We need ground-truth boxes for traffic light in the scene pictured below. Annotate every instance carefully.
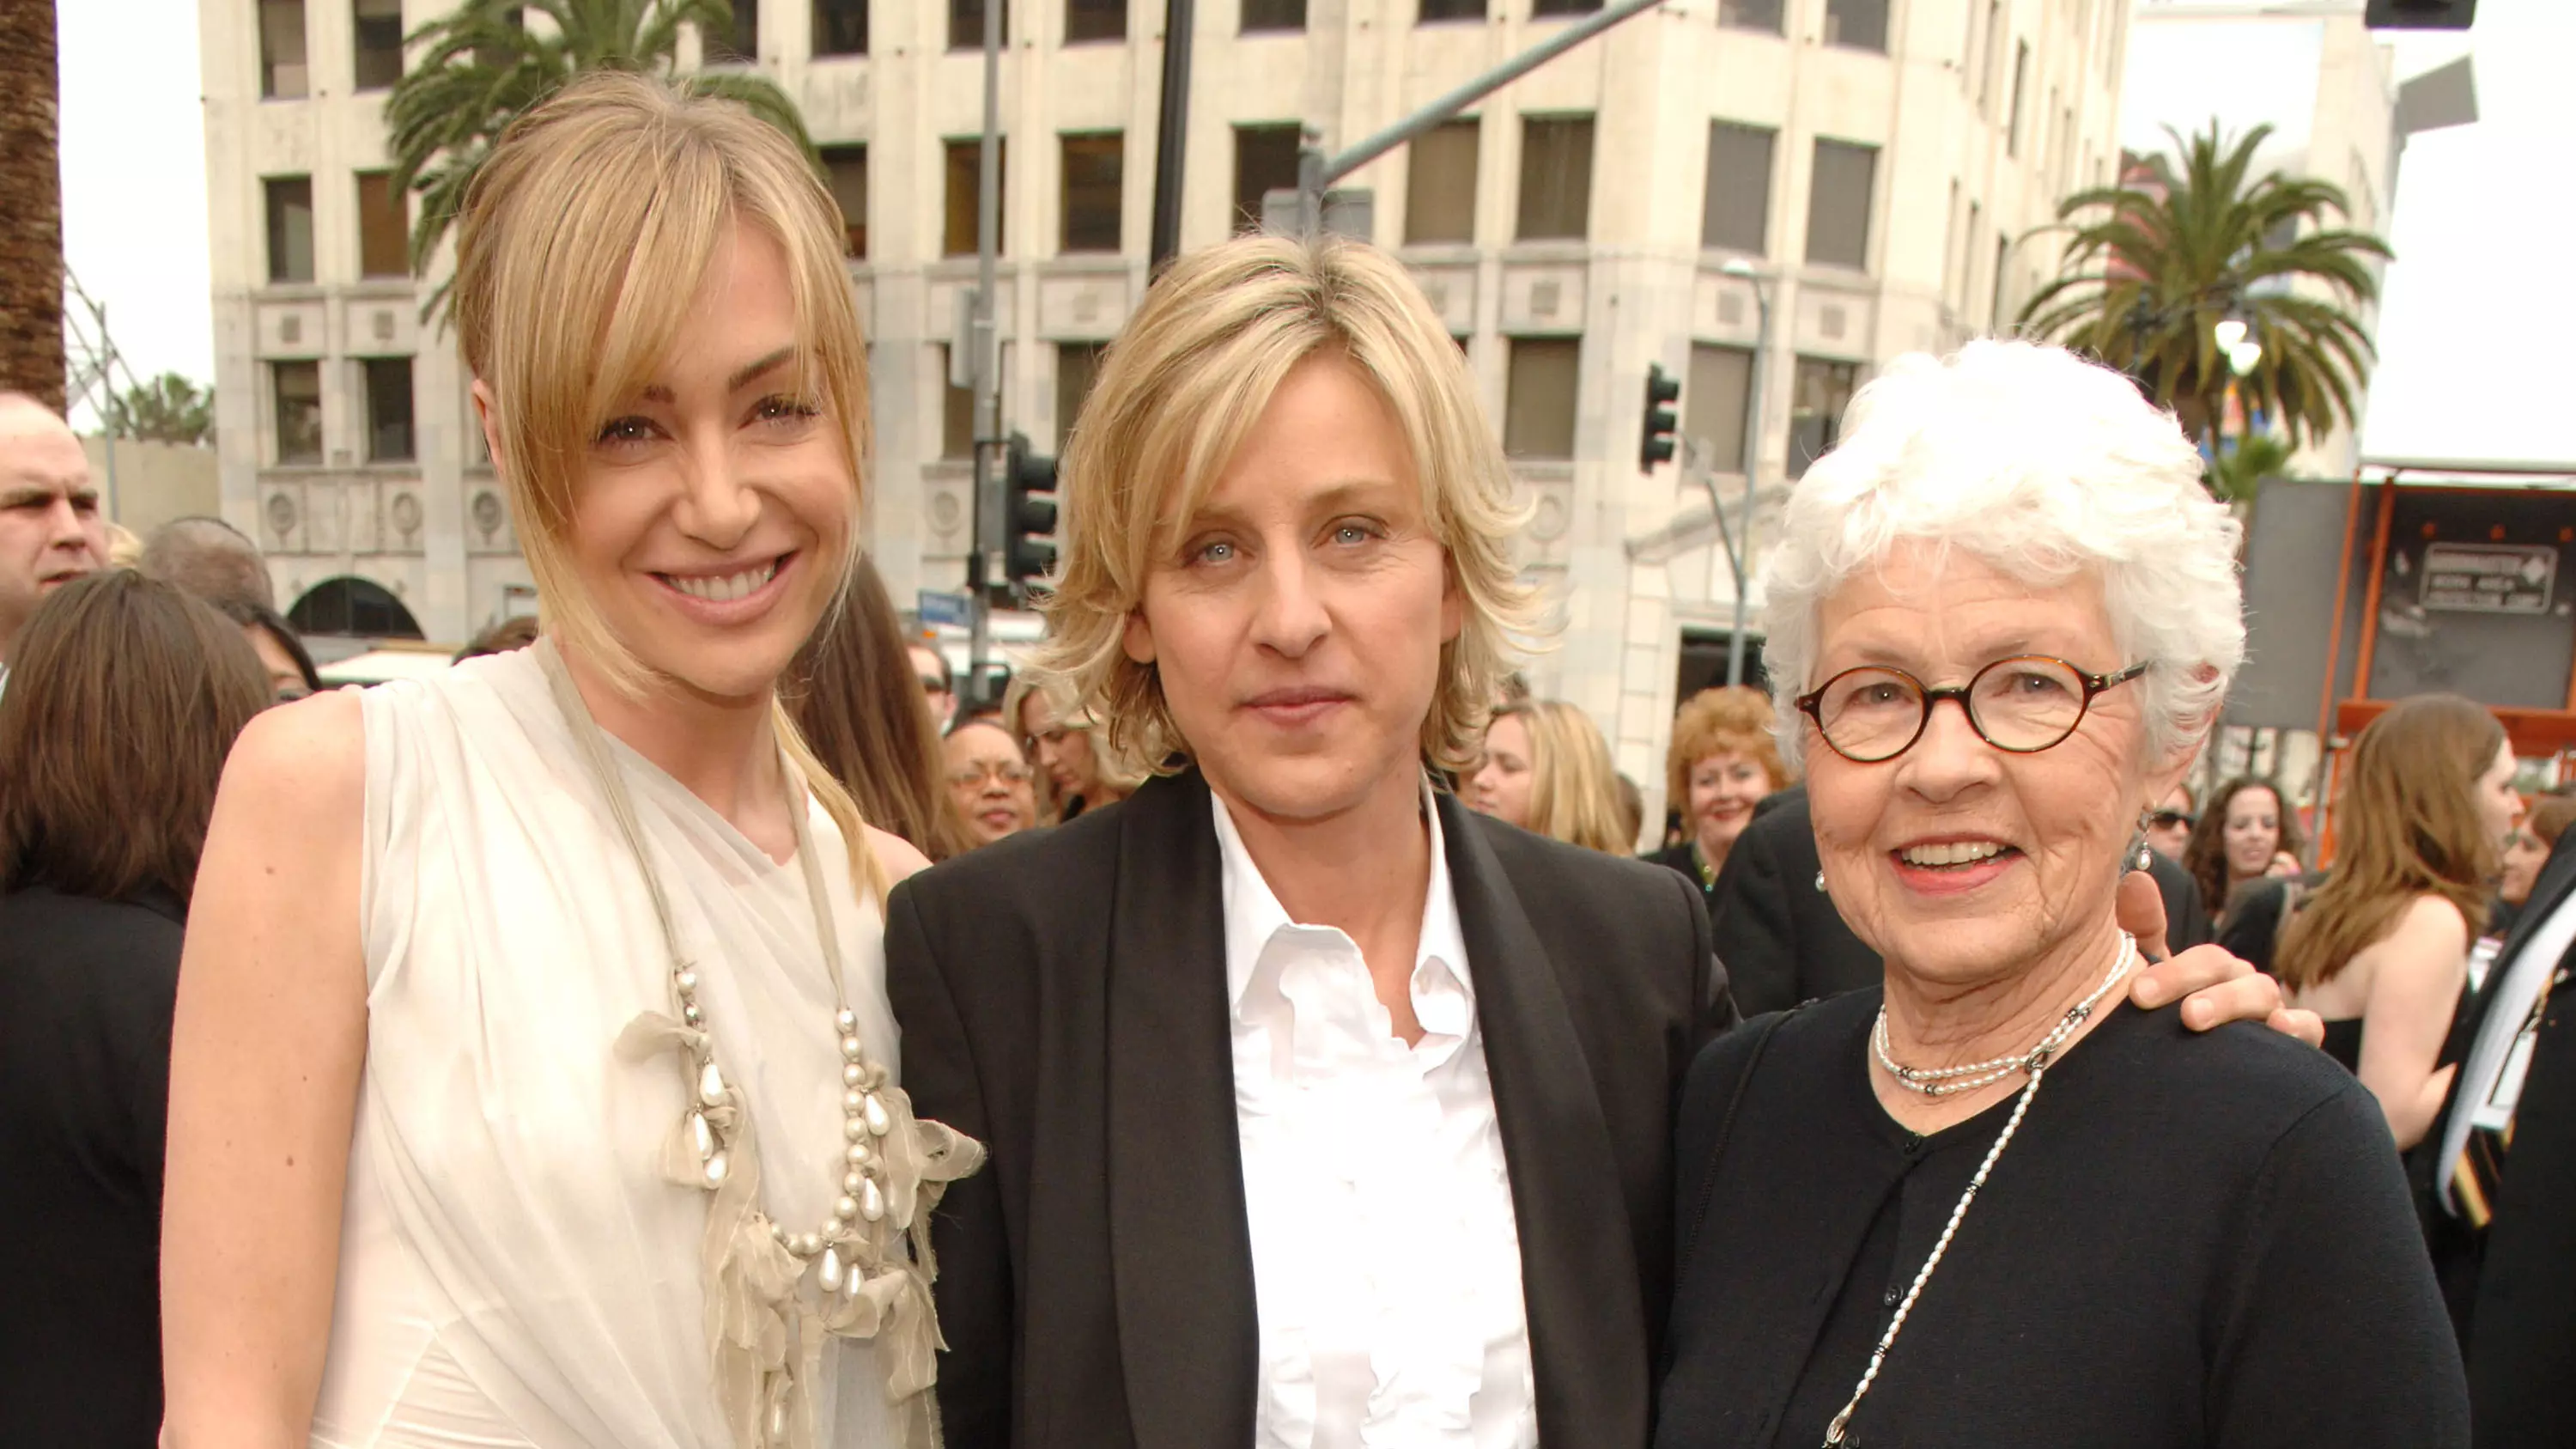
[1001,430,1059,591]
[1639,363,1681,474]
[2364,0,2473,29]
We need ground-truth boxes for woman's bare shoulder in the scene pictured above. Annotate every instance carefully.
[865,825,933,886]
[222,688,368,812]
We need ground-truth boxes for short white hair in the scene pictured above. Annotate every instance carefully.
[1761,339,2244,770]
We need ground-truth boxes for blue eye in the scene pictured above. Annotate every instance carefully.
[595,416,654,446]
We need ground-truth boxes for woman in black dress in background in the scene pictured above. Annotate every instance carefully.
[1656,342,2464,1449]
[0,573,271,1445]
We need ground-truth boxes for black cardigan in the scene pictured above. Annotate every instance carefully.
[1657,989,2467,1449]
[0,884,186,1448]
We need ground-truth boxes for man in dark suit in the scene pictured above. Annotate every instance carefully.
[2425,821,2576,1444]
[1711,784,2215,1017]
[885,236,2304,1449]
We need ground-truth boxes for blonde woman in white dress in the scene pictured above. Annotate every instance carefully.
[161,74,978,1449]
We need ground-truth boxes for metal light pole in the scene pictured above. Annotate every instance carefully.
[1720,259,1771,688]
[966,0,1006,690]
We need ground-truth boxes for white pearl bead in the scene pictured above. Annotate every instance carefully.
[844,1171,864,1195]
[844,1089,865,1114]
[819,1246,846,1292]
[840,1035,864,1061]
[863,1094,891,1137]
[835,1008,857,1032]
[835,1195,860,1221]
[846,1142,872,1166]
[702,1150,729,1187]
[690,1111,714,1160]
[676,969,698,995]
[842,1063,863,1087]
[697,1062,725,1107]
[860,1178,885,1222]
[794,1233,820,1257]
[844,1118,866,1142]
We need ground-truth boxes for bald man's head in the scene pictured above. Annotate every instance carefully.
[143,514,275,614]
[0,395,106,659]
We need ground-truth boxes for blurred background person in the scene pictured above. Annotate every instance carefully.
[2490,792,2574,937]
[787,554,973,861]
[911,639,957,732]
[2275,696,2519,1148]
[942,719,1040,849]
[2147,781,2196,861]
[0,571,271,1446]
[2186,774,2306,931]
[0,393,108,671]
[141,514,274,613]
[1614,773,1646,855]
[1467,697,1632,853]
[1003,670,1060,822]
[104,521,143,569]
[453,613,540,661]
[1018,674,1134,822]
[1647,685,1790,906]
[220,600,321,703]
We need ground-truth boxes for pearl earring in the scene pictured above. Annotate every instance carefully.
[2136,843,2154,871]
[1815,870,1828,894]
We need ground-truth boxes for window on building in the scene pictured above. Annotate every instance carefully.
[259,0,309,99]
[1532,0,1601,15]
[821,144,868,257]
[1990,234,2008,327]
[265,176,315,283]
[1789,356,1857,478]
[1233,124,1303,234]
[1823,0,1886,52]
[1404,119,1479,245]
[1516,115,1594,241]
[362,357,416,462]
[1965,199,1983,315]
[2007,41,2028,155]
[1060,133,1123,253]
[356,171,409,278]
[1418,0,1484,23]
[273,360,323,466]
[1941,180,1960,310]
[1700,121,1773,254]
[352,0,404,89]
[1056,341,1106,450]
[814,0,868,55]
[1241,0,1304,30]
[1686,344,1754,471]
[1503,338,1580,460]
[1716,0,1781,33]
[1804,139,1875,271]
[1066,0,1124,41]
[1979,1,2001,108]
[951,0,1005,49]
[944,138,1007,256]
[707,0,757,61]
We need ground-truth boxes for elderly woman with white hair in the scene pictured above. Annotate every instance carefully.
[1653,342,2466,1448]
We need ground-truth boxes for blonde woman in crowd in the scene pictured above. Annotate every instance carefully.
[1467,696,1635,853]
[1647,685,1791,907]
[161,74,976,1449]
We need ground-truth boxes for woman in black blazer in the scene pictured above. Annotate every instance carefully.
[0,571,271,1446]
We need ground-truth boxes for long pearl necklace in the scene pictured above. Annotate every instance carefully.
[1822,934,2136,1448]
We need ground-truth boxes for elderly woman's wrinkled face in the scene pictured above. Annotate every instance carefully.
[1803,544,2186,987]
[2221,786,2283,884]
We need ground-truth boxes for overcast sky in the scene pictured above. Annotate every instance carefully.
[54,0,2576,465]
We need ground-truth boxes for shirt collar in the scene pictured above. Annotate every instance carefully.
[1212,778,1473,1021]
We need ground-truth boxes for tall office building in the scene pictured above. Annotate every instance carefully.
[200,0,2119,821]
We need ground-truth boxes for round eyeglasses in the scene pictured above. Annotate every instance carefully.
[1795,656,2150,764]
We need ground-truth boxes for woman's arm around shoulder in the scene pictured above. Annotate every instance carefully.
[2356,893,2472,1150]
[162,691,371,1449]
[2206,1077,2470,1448]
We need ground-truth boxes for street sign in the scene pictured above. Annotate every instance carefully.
[2420,543,2556,615]
[917,590,975,629]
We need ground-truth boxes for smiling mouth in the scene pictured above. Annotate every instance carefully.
[657,555,785,603]
[1896,840,2016,869]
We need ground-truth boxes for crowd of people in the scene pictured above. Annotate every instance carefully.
[3,69,2574,1449]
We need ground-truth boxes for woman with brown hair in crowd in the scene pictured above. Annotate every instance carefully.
[2183,774,2306,927]
[0,571,272,1446]
[1466,696,1634,853]
[787,552,974,861]
[2276,695,2523,1148]
[1646,685,1791,907]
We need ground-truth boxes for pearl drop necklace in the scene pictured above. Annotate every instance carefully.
[1822,934,2136,1448]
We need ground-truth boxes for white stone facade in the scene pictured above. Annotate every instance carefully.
[199,0,2119,830]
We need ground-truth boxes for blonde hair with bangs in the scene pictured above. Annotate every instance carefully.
[1492,698,1631,855]
[1036,234,1538,779]
[452,71,886,895]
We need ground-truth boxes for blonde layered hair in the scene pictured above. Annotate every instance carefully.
[451,71,886,893]
[1492,698,1631,855]
[1034,234,1539,779]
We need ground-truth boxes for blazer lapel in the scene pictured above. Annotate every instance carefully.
[1441,795,1651,1444]
[1103,769,1260,1449]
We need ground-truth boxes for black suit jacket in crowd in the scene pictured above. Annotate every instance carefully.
[2426,825,2576,1445]
[884,768,1735,1449]
[1707,785,2215,1018]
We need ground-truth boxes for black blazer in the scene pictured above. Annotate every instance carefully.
[0,884,186,1448]
[885,768,1733,1449]
[2425,828,2576,1444]
[1710,786,2214,1018]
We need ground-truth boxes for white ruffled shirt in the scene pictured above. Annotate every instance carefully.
[1212,787,1537,1449]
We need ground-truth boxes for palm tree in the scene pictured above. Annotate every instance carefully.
[107,373,218,447]
[2207,430,2291,509]
[386,0,810,321]
[0,0,67,412]
[2018,122,2391,462]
